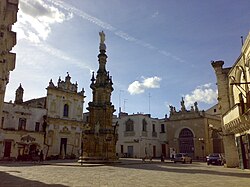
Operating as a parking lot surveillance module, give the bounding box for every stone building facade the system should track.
[166,99,223,160]
[115,112,167,159]
[0,0,18,123]
[0,74,85,160]
[0,84,46,160]
[44,74,85,159]
[211,31,250,169]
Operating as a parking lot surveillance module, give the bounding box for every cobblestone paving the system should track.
[0,159,250,187]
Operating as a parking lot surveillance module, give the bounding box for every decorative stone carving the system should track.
[180,97,186,112]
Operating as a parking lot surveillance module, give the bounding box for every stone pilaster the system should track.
[211,60,239,167]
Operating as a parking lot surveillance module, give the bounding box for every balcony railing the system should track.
[222,103,250,133]
[141,131,148,137]
[223,103,242,125]
[124,131,135,137]
[152,132,157,137]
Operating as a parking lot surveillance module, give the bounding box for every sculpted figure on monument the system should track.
[99,31,105,44]
[169,105,174,115]
[99,31,106,51]
[194,101,199,112]
[181,97,186,112]
[95,121,100,135]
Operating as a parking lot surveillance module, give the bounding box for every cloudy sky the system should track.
[6,0,250,118]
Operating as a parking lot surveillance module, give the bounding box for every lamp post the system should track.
[198,138,205,161]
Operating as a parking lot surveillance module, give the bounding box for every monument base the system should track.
[78,156,120,164]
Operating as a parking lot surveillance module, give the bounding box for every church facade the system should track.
[166,98,223,160]
[44,74,85,159]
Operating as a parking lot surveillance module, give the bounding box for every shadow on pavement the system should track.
[0,160,78,167]
[0,171,67,187]
[111,161,250,179]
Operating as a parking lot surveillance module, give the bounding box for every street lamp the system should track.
[198,138,205,161]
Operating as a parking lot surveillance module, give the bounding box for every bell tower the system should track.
[82,31,117,162]
[14,84,24,104]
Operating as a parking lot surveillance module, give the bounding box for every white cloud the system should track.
[128,76,162,95]
[151,11,159,18]
[14,0,72,43]
[184,83,218,107]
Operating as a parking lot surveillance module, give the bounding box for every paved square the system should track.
[0,159,250,187]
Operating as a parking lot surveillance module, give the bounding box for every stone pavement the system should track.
[0,158,250,187]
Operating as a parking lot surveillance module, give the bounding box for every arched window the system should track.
[125,119,134,131]
[18,118,26,130]
[152,124,155,132]
[142,119,147,131]
[161,124,165,133]
[63,104,69,117]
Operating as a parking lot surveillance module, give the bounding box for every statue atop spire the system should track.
[99,31,106,51]
[99,31,105,44]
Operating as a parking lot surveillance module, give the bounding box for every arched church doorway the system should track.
[179,128,194,156]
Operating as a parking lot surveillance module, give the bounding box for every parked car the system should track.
[206,153,225,165]
[174,153,192,164]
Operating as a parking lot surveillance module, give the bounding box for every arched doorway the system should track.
[179,128,194,156]
[212,131,223,153]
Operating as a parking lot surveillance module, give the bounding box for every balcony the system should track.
[152,132,157,137]
[124,131,135,137]
[159,132,167,142]
[141,131,148,137]
[223,103,250,134]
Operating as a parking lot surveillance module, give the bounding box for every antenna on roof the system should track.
[123,99,128,112]
[241,36,244,47]
[148,93,151,114]
[119,90,124,113]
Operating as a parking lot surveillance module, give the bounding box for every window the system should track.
[1,117,4,129]
[142,119,147,131]
[161,124,165,133]
[18,118,26,130]
[63,104,69,117]
[125,119,134,131]
[35,122,40,132]
[152,124,155,132]
[121,145,124,154]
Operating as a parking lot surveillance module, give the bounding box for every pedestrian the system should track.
[39,150,44,163]
[161,153,165,162]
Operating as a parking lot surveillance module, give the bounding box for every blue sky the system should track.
[6,0,250,118]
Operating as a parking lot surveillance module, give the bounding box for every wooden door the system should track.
[4,141,12,157]
[153,145,156,158]
[161,144,166,157]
